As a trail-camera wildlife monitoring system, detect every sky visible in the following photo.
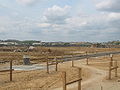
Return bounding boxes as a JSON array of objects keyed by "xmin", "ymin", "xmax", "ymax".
[{"xmin": 0, "ymin": 0, "xmax": 120, "ymax": 42}]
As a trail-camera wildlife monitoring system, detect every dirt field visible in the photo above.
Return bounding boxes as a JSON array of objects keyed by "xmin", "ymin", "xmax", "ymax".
[
  {"xmin": 54, "ymin": 54, "xmax": 120, "ymax": 90},
  {"xmin": 0, "ymin": 47, "xmax": 120, "ymax": 90}
]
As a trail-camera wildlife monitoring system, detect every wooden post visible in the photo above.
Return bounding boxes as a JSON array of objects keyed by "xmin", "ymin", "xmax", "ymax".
[
  {"xmin": 62, "ymin": 72, "xmax": 67, "ymax": 90},
  {"xmin": 101, "ymin": 86, "xmax": 103, "ymax": 90},
  {"xmin": 78, "ymin": 68, "xmax": 81, "ymax": 90},
  {"xmin": 86, "ymin": 51, "xmax": 88, "ymax": 65},
  {"xmin": 109, "ymin": 54, "xmax": 113, "ymax": 79},
  {"xmin": 110, "ymin": 54, "xmax": 113, "ymax": 66},
  {"xmin": 55, "ymin": 57, "xmax": 58, "ymax": 71},
  {"xmin": 95, "ymin": 50, "xmax": 97, "ymax": 54},
  {"xmin": 10, "ymin": 60, "xmax": 12, "ymax": 81},
  {"xmin": 109, "ymin": 61, "xmax": 111, "ymax": 80},
  {"xmin": 72, "ymin": 54, "xmax": 74, "ymax": 67},
  {"xmin": 115, "ymin": 60, "xmax": 117, "ymax": 77},
  {"xmin": 61, "ymin": 55, "xmax": 64, "ymax": 63},
  {"xmin": 47, "ymin": 58, "xmax": 49, "ymax": 73},
  {"xmin": 108, "ymin": 55, "xmax": 118, "ymax": 80}
]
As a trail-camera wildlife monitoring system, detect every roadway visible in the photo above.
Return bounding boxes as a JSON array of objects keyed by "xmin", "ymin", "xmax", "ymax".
[{"xmin": 62, "ymin": 51, "xmax": 120, "ymax": 62}]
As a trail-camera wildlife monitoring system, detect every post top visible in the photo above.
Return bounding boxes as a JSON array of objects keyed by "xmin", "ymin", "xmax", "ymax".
[{"xmin": 110, "ymin": 54, "xmax": 113, "ymax": 57}]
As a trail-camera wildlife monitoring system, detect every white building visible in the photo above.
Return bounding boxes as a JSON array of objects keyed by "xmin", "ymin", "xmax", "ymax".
[{"xmin": 0, "ymin": 42, "xmax": 18, "ymax": 45}]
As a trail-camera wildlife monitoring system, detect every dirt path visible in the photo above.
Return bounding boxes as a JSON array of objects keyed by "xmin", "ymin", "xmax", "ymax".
[{"xmin": 53, "ymin": 62, "xmax": 107, "ymax": 90}]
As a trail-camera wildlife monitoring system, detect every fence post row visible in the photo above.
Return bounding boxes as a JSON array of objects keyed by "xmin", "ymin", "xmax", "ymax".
[
  {"xmin": 62, "ymin": 67, "xmax": 82, "ymax": 90},
  {"xmin": 46, "ymin": 56, "xmax": 58, "ymax": 73}
]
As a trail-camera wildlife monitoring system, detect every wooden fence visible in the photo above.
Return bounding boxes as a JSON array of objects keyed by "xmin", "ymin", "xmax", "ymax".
[
  {"xmin": 0, "ymin": 60, "xmax": 14, "ymax": 81},
  {"xmin": 62, "ymin": 67, "xmax": 82, "ymax": 90}
]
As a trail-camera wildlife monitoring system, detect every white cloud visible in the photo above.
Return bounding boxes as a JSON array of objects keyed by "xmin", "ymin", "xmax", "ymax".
[
  {"xmin": 43, "ymin": 5, "xmax": 71, "ymax": 24},
  {"xmin": 16, "ymin": 0, "xmax": 38, "ymax": 5},
  {"xmin": 1, "ymin": 1, "xmax": 120, "ymax": 41},
  {"xmin": 0, "ymin": 16, "xmax": 37, "ymax": 40},
  {"xmin": 66, "ymin": 17, "xmax": 88, "ymax": 27},
  {"xmin": 36, "ymin": 8, "xmax": 120, "ymax": 41},
  {"xmin": 108, "ymin": 13, "xmax": 120, "ymax": 19},
  {"xmin": 96, "ymin": 0, "xmax": 120, "ymax": 12},
  {"xmin": 37, "ymin": 23, "xmax": 51, "ymax": 28}
]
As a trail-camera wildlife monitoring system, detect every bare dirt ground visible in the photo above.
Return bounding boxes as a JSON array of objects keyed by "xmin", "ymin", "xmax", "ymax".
[
  {"xmin": 0, "ymin": 47, "xmax": 120, "ymax": 90},
  {"xmin": 54, "ymin": 61, "xmax": 107, "ymax": 90},
  {"xmin": 58, "ymin": 54, "xmax": 120, "ymax": 90},
  {"xmin": 0, "ymin": 54, "xmax": 120, "ymax": 90},
  {"xmin": 0, "ymin": 61, "xmax": 91, "ymax": 90}
]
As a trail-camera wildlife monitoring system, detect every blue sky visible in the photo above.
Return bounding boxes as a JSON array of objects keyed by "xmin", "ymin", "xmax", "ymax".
[{"xmin": 0, "ymin": 0, "xmax": 120, "ymax": 42}]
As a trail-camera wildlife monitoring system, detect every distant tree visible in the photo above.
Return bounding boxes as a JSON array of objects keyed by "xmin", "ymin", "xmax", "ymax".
[{"xmin": 64, "ymin": 43, "xmax": 70, "ymax": 46}]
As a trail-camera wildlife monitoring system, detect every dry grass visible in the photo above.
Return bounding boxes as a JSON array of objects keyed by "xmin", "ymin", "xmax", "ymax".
[
  {"xmin": 0, "ymin": 62, "xmax": 91, "ymax": 90},
  {"xmin": 86, "ymin": 54, "xmax": 120, "ymax": 70},
  {"xmin": 0, "ymin": 47, "xmax": 120, "ymax": 90},
  {"xmin": 0, "ymin": 46, "xmax": 120, "ymax": 64}
]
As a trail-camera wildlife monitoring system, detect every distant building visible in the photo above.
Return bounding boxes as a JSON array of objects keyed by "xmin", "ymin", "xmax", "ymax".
[
  {"xmin": 32, "ymin": 42, "xmax": 42, "ymax": 46},
  {"xmin": 0, "ymin": 42, "xmax": 18, "ymax": 45}
]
